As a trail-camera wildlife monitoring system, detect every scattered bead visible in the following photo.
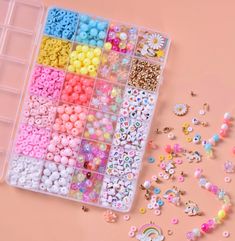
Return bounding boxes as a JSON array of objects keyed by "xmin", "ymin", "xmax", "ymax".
[
  {"xmin": 103, "ymin": 210, "xmax": 118, "ymax": 223},
  {"xmin": 147, "ymin": 156, "xmax": 155, "ymax": 164},
  {"xmin": 168, "ymin": 132, "xmax": 175, "ymax": 140},
  {"xmin": 224, "ymin": 161, "xmax": 234, "ymax": 173},
  {"xmin": 224, "ymin": 177, "xmax": 231, "ymax": 183},
  {"xmin": 171, "ymin": 217, "xmax": 179, "ymax": 224},
  {"xmin": 222, "ymin": 231, "xmax": 230, "ymax": 238},
  {"xmin": 154, "ymin": 209, "xmax": 161, "ymax": 215},
  {"xmin": 130, "ymin": 226, "xmax": 137, "ymax": 232},
  {"xmin": 123, "ymin": 214, "xmax": 130, "ymax": 221},
  {"xmin": 37, "ymin": 36, "xmax": 71, "ymax": 69},
  {"xmin": 128, "ymin": 231, "xmax": 135, "ymax": 238}
]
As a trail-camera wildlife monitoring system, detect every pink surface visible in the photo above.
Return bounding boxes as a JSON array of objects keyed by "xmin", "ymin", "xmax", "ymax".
[{"xmin": 0, "ymin": 0, "xmax": 235, "ymax": 241}]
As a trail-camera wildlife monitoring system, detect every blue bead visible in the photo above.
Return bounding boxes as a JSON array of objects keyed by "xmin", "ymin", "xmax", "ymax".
[
  {"xmin": 147, "ymin": 157, "xmax": 155, "ymax": 163},
  {"xmin": 89, "ymin": 19, "xmax": 97, "ymax": 27},
  {"xmin": 154, "ymin": 187, "xmax": 161, "ymax": 194},
  {"xmin": 80, "ymin": 14, "xmax": 89, "ymax": 23},
  {"xmin": 97, "ymin": 21, "xmax": 108, "ymax": 30},
  {"xmin": 80, "ymin": 23, "xmax": 89, "ymax": 32},
  {"xmin": 79, "ymin": 31, "xmax": 88, "ymax": 40},
  {"xmin": 157, "ymin": 200, "xmax": 164, "ymax": 206},
  {"xmin": 213, "ymin": 134, "xmax": 220, "ymax": 142},
  {"xmin": 90, "ymin": 28, "xmax": 98, "ymax": 37},
  {"xmin": 89, "ymin": 40, "xmax": 97, "ymax": 46},
  {"xmin": 98, "ymin": 31, "xmax": 106, "ymax": 39},
  {"xmin": 96, "ymin": 40, "xmax": 104, "ymax": 47},
  {"xmin": 204, "ymin": 143, "xmax": 212, "ymax": 151}
]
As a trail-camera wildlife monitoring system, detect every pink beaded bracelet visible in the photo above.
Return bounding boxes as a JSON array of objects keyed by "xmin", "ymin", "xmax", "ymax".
[{"xmin": 186, "ymin": 169, "xmax": 232, "ymax": 240}]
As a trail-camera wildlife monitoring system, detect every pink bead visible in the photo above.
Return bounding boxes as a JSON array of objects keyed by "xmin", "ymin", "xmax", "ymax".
[
  {"xmin": 164, "ymin": 145, "xmax": 172, "ymax": 153},
  {"xmin": 221, "ymin": 124, "xmax": 229, "ymax": 130},
  {"xmin": 205, "ymin": 182, "xmax": 212, "ymax": 190},
  {"xmin": 61, "ymin": 156, "xmax": 68, "ymax": 164},
  {"xmin": 178, "ymin": 175, "xmax": 184, "ymax": 182},
  {"xmin": 194, "ymin": 168, "xmax": 202, "ymax": 178},
  {"xmin": 171, "ymin": 218, "xmax": 179, "ymax": 224},
  {"xmin": 219, "ymin": 129, "xmax": 227, "ymax": 137},
  {"xmin": 201, "ymin": 223, "xmax": 210, "ymax": 233}
]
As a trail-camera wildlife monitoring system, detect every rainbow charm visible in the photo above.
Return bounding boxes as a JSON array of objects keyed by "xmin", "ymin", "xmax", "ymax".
[
  {"xmin": 136, "ymin": 223, "xmax": 165, "ymax": 241},
  {"xmin": 163, "ymin": 187, "xmax": 181, "ymax": 206}
]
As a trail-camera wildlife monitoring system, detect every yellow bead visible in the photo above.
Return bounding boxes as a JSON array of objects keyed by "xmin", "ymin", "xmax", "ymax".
[
  {"xmin": 139, "ymin": 207, "xmax": 146, "ymax": 214},
  {"xmin": 83, "ymin": 58, "xmax": 91, "ymax": 66},
  {"xmin": 104, "ymin": 42, "xmax": 112, "ymax": 50},
  {"xmin": 167, "ymin": 154, "xmax": 173, "ymax": 160},
  {"xmin": 92, "ymin": 57, "xmax": 100, "ymax": 66},
  {"xmin": 68, "ymin": 65, "xmax": 75, "ymax": 72},
  {"xmin": 82, "ymin": 45, "xmax": 89, "ymax": 52},
  {"xmin": 74, "ymin": 60, "xmax": 81, "ymax": 68},
  {"xmin": 104, "ymin": 132, "xmax": 110, "ymax": 139},
  {"xmin": 89, "ymin": 71, "xmax": 97, "ymax": 77},
  {"xmin": 159, "ymin": 155, "xmax": 165, "ymax": 161},
  {"xmin": 87, "ymin": 114, "xmax": 95, "ymax": 122},
  {"xmin": 218, "ymin": 210, "xmax": 226, "ymax": 220},
  {"xmin": 84, "ymin": 131, "xmax": 89, "ymax": 138},
  {"xmin": 86, "ymin": 51, "xmax": 94, "ymax": 59},
  {"xmin": 94, "ymin": 48, "xmax": 102, "ymax": 56},
  {"xmin": 78, "ymin": 53, "xmax": 85, "ymax": 61},
  {"xmin": 80, "ymin": 67, "xmax": 88, "ymax": 75},
  {"xmin": 87, "ymin": 65, "xmax": 95, "ymax": 73},
  {"xmin": 186, "ymin": 137, "xmax": 192, "ymax": 142},
  {"xmin": 184, "ymin": 130, "xmax": 189, "ymax": 135},
  {"xmin": 182, "ymin": 122, "xmax": 190, "ymax": 128},
  {"xmin": 70, "ymin": 51, "xmax": 78, "ymax": 59},
  {"xmin": 76, "ymin": 45, "xmax": 82, "ymax": 52}
]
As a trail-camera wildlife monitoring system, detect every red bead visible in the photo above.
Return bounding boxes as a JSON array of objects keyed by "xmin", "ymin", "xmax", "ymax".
[{"xmin": 201, "ymin": 223, "xmax": 210, "ymax": 233}]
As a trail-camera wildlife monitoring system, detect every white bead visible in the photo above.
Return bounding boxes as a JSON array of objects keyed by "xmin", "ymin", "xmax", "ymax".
[
  {"xmin": 224, "ymin": 112, "xmax": 231, "ymax": 120},
  {"xmin": 43, "ymin": 168, "xmax": 51, "ymax": 176},
  {"xmin": 44, "ymin": 179, "xmax": 52, "ymax": 188},
  {"xmin": 143, "ymin": 180, "xmax": 151, "ymax": 189}
]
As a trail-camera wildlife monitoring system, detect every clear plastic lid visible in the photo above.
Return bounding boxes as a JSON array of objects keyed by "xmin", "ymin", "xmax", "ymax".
[{"xmin": 0, "ymin": 0, "xmax": 45, "ymax": 181}]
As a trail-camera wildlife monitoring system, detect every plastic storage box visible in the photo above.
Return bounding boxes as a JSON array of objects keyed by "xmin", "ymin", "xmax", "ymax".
[{"xmin": 0, "ymin": 0, "xmax": 170, "ymax": 212}]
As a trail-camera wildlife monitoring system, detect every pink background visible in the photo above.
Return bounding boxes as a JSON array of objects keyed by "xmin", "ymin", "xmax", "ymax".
[{"xmin": 0, "ymin": 0, "xmax": 235, "ymax": 241}]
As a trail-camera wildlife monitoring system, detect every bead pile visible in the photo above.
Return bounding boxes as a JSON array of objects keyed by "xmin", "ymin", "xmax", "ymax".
[{"xmin": 7, "ymin": 6, "xmax": 170, "ymax": 212}]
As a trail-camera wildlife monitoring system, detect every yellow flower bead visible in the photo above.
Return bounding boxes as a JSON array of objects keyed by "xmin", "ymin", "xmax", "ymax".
[
  {"xmin": 74, "ymin": 60, "xmax": 81, "ymax": 68},
  {"xmin": 70, "ymin": 51, "xmax": 78, "ymax": 59},
  {"xmin": 104, "ymin": 132, "xmax": 110, "ymax": 140},
  {"xmin": 89, "ymin": 71, "xmax": 97, "ymax": 77}
]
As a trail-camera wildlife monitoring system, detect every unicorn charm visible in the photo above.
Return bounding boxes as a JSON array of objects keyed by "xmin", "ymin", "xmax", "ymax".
[{"xmin": 184, "ymin": 201, "xmax": 201, "ymax": 216}]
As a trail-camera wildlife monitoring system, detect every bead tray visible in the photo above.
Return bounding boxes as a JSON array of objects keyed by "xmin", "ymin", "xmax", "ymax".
[{"xmin": 1, "ymin": 1, "xmax": 170, "ymax": 212}]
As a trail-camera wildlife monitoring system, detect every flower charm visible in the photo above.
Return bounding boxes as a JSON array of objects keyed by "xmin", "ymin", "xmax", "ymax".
[{"xmin": 147, "ymin": 33, "xmax": 165, "ymax": 50}]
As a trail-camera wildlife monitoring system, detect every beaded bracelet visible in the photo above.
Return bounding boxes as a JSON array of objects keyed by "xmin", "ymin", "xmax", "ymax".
[
  {"xmin": 203, "ymin": 112, "xmax": 231, "ymax": 158},
  {"xmin": 186, "ymin": 168, "xmax": 232, "ymax": 240}
]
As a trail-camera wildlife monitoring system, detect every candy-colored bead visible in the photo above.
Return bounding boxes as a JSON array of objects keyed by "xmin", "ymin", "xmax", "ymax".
[
  {"xmin": 218, "ymin": 210, "xmax": 226, "ymax": 220},
  {"xmin": 201, "ymin": 223, "xmax": 210, "ymax": 233}
]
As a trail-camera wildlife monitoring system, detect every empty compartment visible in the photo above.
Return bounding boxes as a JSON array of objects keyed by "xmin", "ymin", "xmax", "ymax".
[
  {"xmin": 0, "ymin": 0, "xmax": 10, "ymax": 24},
  {"xmin": 9, "ymin": 1, "xmax": 43, "ymax": 31},
  {"xmin": 2, "ymin": 29, "xmax": 34, "ymax": 61},
  {"xmin": 0, "ymin": 89, "xmax": 20, "ymax": 120},
  {"xmin": 0, "ymin": 57, "xmax": 27, "ymax": 90},
  {"xmin": 0, "ymin": 120, "xmax": 12, "ymax": 181}
]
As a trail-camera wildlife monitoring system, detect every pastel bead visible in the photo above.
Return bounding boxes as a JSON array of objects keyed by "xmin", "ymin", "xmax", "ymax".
[{"xmin": 218, "ymin": 210, "xmax": 226, "ymax": 220}]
